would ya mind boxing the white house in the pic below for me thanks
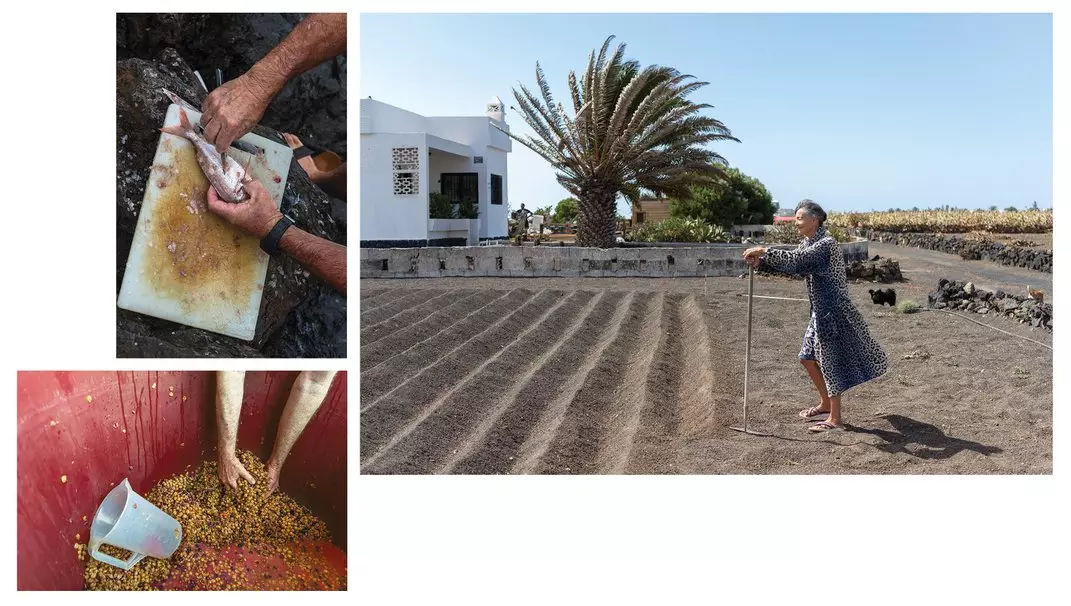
[359,96,513,247]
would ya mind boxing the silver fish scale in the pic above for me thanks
[160,88,248,203]
[190,133,248,202]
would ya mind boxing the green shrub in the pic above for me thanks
[430,193,455,219]
[896,300,921,314]
[631,216,728,243]
[457,196,479,219]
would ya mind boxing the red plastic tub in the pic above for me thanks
[16,370,347,591]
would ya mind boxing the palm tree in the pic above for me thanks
[499,35,739,248]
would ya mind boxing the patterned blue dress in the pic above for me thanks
[759,226,889,397]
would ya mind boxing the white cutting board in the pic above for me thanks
[118,102,293,341]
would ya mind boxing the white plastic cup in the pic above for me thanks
[88,478,183,570]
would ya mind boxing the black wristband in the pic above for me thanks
[260,215,294,256]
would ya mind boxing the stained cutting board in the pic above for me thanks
[118,103,293,341]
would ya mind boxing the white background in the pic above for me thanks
[1,1,1066,604]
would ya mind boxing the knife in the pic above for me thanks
[159,88,266,156]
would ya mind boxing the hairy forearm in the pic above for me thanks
[280,227,347,296]
[215,371,246,454]
[272,371,336,464]
[247,13,347,97]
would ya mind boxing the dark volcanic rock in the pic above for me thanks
[117,13,347,156]
[927,278,1051,332]
[851,229,1052,274]
[266,289,347,358]
[846,257,903,283]
[116,50,346,358]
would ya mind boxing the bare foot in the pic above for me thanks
[282,132,325,182]
[799,404,831,419]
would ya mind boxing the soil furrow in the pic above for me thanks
[361,289,436,325]
[359,288,427,319]
[436,292,607,474]
[527,293,653,474]
[360,289,564,461]
[361,289,482,346]
[451,291,631,475]
[596,292,665,474]
[359,289,514,373]
[363,291,598,473]
[676,294,719,438]
[623,293,685,473]
[533,292,654,474]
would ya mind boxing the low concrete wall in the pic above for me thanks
[731,224,771,238]
[360,240,870,278]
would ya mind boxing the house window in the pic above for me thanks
[636,212,646,224]
[440,173,479,205]
[392,147,420,195]
[491,174,503,205]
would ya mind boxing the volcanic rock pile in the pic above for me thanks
[846,255,903,283]
[927,279,1052,331]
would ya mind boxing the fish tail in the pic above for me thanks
[175,103,193,130]
[159,124,186,137]
[159,88,194,133]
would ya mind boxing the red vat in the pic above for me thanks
[16,370,347,590]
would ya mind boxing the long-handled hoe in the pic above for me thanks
[730,265,772,437]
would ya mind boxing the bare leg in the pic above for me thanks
[266,371,338,493]
[282,133,346,200]
[827,395,843,426]
[216,371,254,488]
[800,359,831,412]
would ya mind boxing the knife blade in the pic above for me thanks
[159,88,266,156]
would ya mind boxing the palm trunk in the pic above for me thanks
[576,182,618,248]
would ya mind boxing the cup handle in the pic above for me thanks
[90,544,147,570]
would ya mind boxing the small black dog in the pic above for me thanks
[869,288,897,307]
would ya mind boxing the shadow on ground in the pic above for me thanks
[847,414,1002,460]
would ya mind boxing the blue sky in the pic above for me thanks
[360,13,1052,216]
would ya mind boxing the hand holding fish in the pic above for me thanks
[199,74,273,155]
[206,178,283,240]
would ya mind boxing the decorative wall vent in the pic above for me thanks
[392,147,420,195]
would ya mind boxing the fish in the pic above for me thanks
[158,88,249,202]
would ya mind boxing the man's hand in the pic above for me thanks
[207,178,283,239]
[219,452,255,490]
[199,74,273,154]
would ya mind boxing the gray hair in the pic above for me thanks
[795,199,827,226]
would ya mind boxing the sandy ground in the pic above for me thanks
[359,246,1052,475]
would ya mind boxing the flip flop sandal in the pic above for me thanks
[799,406,830,419]
[293,146,343,172]
[808,421,844,433]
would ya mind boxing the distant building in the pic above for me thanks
[631,195,672,226]
[359,96,512,247]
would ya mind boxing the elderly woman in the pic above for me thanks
[743,200,888,432]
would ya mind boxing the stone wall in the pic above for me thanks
[360,241,870,279]
[852,229,1052,273]
[927,279,1052,331]
[845,256,903,283]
